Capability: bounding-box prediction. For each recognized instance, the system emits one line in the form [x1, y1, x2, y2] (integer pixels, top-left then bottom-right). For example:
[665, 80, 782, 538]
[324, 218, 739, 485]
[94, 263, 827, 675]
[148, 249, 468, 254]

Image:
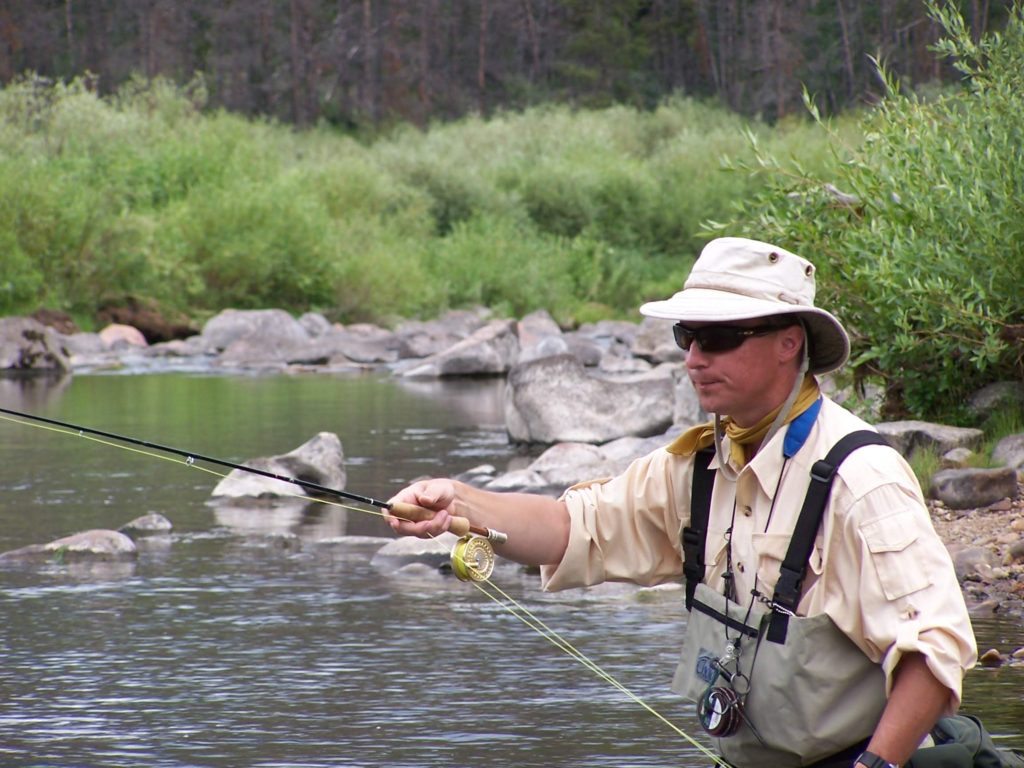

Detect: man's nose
[685, 344, 707, 369]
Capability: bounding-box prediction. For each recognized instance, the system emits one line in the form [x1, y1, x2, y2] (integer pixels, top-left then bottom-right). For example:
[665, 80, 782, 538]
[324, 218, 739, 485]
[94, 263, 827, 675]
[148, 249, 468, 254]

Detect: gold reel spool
[451, 535, 495, 582]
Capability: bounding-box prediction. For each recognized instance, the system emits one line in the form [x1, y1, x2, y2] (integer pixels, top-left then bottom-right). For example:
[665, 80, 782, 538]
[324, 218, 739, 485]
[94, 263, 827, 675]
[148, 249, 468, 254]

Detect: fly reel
[451, 535, 496, 582]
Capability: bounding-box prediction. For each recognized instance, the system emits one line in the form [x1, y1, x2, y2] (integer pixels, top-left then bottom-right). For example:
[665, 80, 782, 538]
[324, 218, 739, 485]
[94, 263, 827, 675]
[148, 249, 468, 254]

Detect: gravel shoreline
[929, 482, 1024, 626]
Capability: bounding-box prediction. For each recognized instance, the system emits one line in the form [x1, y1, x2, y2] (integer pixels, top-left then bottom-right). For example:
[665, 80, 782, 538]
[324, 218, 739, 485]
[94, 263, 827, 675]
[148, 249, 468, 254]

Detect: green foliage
[710, 1, 1024, 423]
[0, 73, 848, 329]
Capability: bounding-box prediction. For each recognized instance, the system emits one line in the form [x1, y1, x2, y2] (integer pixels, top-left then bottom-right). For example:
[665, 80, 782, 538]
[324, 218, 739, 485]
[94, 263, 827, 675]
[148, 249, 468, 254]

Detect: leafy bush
[0, 74, 848, 329]
[711, 1, 1024, 423]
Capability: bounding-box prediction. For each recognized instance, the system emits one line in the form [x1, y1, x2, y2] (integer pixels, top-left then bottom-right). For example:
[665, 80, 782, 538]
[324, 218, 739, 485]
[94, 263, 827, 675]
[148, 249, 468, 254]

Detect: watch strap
[855, 751, 897, 768]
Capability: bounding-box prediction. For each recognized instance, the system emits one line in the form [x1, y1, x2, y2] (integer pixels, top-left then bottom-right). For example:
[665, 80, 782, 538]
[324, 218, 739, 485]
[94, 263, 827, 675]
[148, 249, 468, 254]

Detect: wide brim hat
[639, 237, 850, 374]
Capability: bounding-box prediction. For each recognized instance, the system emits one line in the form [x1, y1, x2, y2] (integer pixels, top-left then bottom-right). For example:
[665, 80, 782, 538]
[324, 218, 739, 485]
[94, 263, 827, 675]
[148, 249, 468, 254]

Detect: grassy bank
[0, 75, 855, 329]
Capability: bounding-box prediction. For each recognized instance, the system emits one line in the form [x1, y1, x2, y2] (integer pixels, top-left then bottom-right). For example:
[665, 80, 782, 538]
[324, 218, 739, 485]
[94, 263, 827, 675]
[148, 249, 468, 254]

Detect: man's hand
[386, 478, 458, 538]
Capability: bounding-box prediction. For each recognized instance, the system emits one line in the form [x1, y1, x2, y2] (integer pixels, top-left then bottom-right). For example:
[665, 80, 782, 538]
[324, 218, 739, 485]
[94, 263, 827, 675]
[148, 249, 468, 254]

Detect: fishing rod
[0, 405, 507, 545]
[0, 403, 728, 764]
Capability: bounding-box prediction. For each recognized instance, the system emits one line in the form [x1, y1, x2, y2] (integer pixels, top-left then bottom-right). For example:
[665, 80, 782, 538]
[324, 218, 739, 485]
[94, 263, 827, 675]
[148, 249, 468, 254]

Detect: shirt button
[737, 562, 745, 573]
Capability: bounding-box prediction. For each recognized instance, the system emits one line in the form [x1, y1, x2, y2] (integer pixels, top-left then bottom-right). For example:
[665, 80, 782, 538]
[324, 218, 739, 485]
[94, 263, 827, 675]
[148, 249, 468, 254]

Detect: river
[0, 371, 1020, 767]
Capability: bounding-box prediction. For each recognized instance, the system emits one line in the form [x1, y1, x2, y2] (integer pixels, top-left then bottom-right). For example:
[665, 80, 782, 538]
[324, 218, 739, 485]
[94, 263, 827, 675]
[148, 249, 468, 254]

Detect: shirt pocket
[859, 511, 934, 600]
[704, 528, 730, 574]
[750, 532, 793, 593]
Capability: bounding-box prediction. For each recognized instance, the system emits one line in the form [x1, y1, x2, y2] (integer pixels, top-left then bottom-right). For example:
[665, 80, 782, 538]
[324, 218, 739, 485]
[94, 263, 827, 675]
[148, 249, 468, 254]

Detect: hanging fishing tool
[0, 405, 506, 581]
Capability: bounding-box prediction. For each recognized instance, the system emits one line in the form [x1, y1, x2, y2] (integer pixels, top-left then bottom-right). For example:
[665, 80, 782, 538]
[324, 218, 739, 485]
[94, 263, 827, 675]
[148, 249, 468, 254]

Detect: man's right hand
[386, 478, 458, 538]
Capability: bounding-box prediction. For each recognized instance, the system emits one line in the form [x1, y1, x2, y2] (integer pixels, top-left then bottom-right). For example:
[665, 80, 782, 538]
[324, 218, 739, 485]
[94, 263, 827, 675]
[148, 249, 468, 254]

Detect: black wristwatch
[855, 751, 898, 768]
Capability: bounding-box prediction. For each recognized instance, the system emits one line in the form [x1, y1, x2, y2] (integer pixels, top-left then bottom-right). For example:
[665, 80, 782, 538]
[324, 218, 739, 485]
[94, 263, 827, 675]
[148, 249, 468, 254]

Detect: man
[388, 237, 977, 768]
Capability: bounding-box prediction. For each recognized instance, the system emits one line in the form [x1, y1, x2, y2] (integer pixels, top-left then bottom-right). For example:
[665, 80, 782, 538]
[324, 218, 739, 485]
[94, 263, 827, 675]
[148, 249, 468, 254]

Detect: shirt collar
[712, 398, 822, 492]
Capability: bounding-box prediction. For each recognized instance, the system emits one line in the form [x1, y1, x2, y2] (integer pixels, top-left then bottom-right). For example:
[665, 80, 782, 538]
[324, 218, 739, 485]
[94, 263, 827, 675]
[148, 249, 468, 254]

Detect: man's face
[679, 318, 804, 427]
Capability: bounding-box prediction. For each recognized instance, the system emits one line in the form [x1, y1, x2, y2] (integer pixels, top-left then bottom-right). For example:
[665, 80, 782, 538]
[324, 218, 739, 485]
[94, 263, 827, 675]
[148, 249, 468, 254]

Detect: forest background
[0, 0, 1021, 424]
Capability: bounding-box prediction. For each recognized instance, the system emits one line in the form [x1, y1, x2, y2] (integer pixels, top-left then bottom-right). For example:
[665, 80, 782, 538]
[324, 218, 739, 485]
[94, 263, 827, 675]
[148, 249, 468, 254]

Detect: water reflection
[209, 499, 352, 540]
[0, 371, 1021, 767]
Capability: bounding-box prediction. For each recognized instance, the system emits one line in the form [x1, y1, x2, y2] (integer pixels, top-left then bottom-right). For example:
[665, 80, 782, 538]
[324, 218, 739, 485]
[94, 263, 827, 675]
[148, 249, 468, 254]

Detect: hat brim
[639, 288, 850, 374]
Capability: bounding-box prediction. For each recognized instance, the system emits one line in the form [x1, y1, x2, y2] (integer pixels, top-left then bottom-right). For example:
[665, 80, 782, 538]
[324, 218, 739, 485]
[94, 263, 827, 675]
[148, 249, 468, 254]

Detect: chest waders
[673, 431, 892, 768]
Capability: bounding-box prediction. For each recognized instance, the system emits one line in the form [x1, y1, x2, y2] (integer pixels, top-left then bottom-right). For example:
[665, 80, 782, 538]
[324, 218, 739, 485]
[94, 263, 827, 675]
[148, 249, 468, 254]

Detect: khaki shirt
[541, 397, 977, 705]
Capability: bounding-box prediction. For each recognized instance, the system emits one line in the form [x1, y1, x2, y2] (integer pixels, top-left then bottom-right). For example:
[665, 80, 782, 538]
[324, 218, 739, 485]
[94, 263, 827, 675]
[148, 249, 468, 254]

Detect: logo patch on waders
[695, 649, 719, 684]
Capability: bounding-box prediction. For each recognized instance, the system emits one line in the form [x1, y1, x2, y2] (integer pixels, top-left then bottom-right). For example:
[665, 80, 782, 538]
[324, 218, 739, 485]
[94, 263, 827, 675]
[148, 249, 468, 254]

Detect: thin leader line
[4, 411, 723, 765]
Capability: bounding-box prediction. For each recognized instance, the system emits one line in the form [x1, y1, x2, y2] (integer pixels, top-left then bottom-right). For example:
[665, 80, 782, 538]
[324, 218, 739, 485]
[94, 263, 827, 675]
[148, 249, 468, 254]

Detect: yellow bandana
[667, 375, 820, 466]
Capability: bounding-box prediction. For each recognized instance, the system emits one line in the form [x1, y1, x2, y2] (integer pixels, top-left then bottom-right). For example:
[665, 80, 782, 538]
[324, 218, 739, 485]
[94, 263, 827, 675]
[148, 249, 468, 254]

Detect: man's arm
[856, 652, 952, 767]
[387, 478, 571, 567]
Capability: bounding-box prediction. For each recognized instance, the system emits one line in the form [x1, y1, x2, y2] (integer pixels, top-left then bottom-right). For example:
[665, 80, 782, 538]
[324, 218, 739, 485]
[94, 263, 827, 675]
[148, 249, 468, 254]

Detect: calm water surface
[0, 372, 1020, 767]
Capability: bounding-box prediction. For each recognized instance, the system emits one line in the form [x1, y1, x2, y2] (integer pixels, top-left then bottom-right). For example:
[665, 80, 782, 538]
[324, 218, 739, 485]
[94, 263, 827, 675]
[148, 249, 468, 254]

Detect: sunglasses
[673, 322, 792, 353]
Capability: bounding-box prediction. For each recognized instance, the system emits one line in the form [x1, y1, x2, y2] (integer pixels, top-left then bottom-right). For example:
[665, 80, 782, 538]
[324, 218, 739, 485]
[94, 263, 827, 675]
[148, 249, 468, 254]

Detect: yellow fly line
[0, 409, 726, 767]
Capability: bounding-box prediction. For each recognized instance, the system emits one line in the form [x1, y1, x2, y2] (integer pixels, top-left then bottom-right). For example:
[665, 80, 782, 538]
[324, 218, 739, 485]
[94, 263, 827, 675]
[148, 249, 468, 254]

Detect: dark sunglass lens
[673, 324, 695, 350]
[696, 327, 743, 353]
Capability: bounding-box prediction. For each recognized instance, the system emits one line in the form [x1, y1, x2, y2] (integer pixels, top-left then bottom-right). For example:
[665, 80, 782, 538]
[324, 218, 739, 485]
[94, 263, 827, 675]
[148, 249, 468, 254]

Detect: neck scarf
[667, 374, 820, 467]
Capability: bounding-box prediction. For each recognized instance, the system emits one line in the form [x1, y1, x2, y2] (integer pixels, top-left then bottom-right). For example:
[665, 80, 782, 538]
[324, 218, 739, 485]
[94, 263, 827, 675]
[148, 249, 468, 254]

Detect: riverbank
[930, 488, 1024, 624]
[3, 307, 1023, 623]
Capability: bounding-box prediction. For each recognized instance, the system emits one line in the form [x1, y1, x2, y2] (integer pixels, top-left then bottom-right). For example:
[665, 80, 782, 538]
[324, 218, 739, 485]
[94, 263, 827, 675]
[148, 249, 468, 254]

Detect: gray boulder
[200, 308, 309, 350]
[949, 544, 1002, 582]
[119, 512, 173, 537]
[875, 420, 984, 458]
[968, 381, 1024, 419]
[631, 317, 684, 364]
[399, 319, 519, 377]
[198, 309, 311, 367]
[370, 531, 460, 572]
[504, 354, 674, 444]
[211, 432, 346, 501]
[672, 368, 707, 427]
[562, 332, 604, 367]
[289, 323, 399, 366]
[574, 319, 639, 357]
[930, 467, 1019, 510]
[393, 308, 492, 359]
[0, 529, 138, 563]
[298, 312, 333, 338]
[517, 309, 570, 365]
[0, 317, 70, 373]
[992, 433, 1024, 475]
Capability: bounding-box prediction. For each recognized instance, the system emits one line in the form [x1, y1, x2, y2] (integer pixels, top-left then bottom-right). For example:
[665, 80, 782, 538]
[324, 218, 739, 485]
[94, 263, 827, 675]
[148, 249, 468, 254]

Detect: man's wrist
[854, 751, 898, 768]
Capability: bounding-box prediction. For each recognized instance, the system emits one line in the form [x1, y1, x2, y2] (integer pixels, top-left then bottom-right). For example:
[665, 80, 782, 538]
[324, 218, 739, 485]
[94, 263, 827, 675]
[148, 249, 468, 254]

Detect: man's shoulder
[810, 398, 916, 495]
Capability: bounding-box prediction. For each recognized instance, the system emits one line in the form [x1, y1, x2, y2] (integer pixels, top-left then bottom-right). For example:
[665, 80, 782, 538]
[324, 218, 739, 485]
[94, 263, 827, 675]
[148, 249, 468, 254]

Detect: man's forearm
[858, 652, 952, 766]
[450, 481, 571, 566]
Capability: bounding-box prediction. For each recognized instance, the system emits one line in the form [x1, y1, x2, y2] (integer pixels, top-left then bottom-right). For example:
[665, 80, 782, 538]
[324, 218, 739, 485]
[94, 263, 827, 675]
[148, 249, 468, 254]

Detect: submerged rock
[0, 529, 138, 563]
[210, 432, 346, 501]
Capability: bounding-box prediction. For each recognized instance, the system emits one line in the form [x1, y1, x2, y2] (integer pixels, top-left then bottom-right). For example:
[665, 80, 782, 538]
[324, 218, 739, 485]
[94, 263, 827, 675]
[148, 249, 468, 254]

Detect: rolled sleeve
[820, 463, 977, 707]
[540, 449, 692, 592]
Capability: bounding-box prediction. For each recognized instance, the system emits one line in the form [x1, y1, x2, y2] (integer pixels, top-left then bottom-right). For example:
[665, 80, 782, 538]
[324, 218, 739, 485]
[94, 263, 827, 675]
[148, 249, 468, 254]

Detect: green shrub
[0, 74, 848, 328]
[712, 1, 1024, 423]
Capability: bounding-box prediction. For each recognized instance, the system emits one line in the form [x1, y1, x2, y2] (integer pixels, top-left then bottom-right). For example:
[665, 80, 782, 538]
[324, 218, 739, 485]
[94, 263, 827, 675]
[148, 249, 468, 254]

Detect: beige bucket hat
[639, 237, 850, 374]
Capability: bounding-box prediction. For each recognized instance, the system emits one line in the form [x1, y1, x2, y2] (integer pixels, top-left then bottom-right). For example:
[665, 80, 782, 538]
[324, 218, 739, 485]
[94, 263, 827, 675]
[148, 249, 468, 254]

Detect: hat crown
[684, 238, 816, 308]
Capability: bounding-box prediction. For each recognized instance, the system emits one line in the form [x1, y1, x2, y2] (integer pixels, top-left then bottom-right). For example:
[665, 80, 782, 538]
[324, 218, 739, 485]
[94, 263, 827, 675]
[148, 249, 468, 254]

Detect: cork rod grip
[388, 501, 472, 537]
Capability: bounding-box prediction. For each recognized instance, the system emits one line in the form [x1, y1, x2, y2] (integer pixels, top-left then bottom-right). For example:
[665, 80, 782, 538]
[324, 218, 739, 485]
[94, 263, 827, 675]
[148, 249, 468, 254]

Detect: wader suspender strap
[682, 448, 716, 612]
[682, 430, 893, 638]
[765, 430, 891, 644]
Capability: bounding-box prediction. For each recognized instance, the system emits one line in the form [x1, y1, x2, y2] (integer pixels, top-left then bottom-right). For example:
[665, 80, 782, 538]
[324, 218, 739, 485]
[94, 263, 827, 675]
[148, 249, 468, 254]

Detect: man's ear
[779, 324, 805, 364]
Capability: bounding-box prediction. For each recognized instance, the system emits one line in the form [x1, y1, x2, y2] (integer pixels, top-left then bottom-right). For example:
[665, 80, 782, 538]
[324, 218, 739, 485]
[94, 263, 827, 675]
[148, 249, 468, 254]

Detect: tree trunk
[521, 0, 540, 82]
[478, 0, 488, 113]
[836, 0, 856, 101]
[362, 0, 378, 120]
[64, 0, 75, 70]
